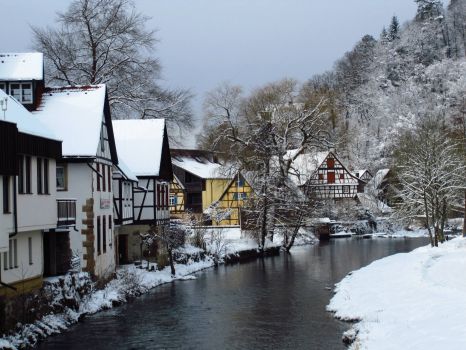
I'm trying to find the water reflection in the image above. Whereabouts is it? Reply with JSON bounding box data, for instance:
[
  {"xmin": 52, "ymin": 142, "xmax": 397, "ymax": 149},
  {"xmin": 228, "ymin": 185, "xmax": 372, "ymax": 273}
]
[{"xmin": 37, "ymin": 237, "xmax": 428, "ymax": 350}]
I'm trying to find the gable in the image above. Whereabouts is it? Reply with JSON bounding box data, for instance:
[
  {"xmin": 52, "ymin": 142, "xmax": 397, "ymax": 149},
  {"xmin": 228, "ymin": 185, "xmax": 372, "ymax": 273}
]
[
  {"xmin": 308, "ymin": 152, "xmax": 359, "ymax": 185},
  {"xmin": 33, "ymin": 85, "xmax": 110, "ymax": 159}
]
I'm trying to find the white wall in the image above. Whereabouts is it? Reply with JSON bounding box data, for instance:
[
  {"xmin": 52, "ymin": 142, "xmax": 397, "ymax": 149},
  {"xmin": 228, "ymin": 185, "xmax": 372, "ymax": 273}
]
[
  {"xmin": 0, "ymin": 230, "xmax": 43, "ymax": 285},
  {"xmin": 60, "ymin": 162, "xmax": 92, "ymax": 268},
  {"xmin": 0, "ymin": 176, "xmax": 13, "ymax": 253},
  {"xmin": 17, "ymin": 157, "xmax": 57, "ymax": 232}
]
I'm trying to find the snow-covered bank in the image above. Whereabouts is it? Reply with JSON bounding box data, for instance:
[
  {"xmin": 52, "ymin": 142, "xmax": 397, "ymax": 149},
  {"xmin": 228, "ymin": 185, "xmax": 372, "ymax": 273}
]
[
  {"xmin": 327, "ymin": 237, "xmax": 466, "ymax": 350},
  {"xmin": 0, "ymin": 252, "xmax": 214, "ymax": 350}
]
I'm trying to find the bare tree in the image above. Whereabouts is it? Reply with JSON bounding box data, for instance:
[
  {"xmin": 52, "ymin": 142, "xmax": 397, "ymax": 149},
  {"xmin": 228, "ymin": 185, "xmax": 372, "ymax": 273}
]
[
  {"xmin": 32, "ymin": 0, "xmax": 192, "ymax": 138},
  {"xmin": 147, "ymin": 222, "xmax": 185, "ymax": 276},
  {"xmin": 394, "ymin": 118, "xmax": 466, "ymax": 246},
  {"xmin": 201, "ymin": 79, "xmax": 330, "ymax": 252}
]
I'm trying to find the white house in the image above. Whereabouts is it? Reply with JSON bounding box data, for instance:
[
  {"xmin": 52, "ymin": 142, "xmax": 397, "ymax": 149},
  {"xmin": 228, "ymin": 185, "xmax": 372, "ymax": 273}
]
[
  {"xmin": 112, "ymin": 159, "xmax": 137, "ymax": 265},
  {"xmin": 288, "ymin": 150, "xmax": 361, "ymax": 199},
  {"xmin": 0, "ymin": 89, "xmax": 62, "ymax": 296},
  {"xmin": 33, "ymin": 85, "xmax": 119, "ymax": 278},
  {"xmin": 112, "ymin": 119, "xmax": 172, "ymax": 263}
]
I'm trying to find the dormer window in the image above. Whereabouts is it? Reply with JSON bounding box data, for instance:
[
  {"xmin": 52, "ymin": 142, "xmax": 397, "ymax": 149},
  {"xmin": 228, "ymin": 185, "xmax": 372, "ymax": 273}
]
[{"xmin": 10, "ymin": 83, "xmax": 33, "ymax": 104}]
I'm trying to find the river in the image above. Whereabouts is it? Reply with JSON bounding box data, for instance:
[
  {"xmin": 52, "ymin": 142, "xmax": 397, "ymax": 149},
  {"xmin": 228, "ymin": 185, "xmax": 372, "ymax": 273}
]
[{"xmin": 37, "ymin": 237, "xmax": 428, "ymax": 350}]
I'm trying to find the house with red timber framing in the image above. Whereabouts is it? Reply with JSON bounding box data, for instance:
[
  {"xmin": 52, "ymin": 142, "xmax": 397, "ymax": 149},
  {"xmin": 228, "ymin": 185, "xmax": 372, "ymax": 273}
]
[
  {"xmin": 288, "ymin": 150, "xmax": 362, "ymax": 199},
  {"xmin": 112, "ymin": 119, "xmax": 172, "ymax": 264}
]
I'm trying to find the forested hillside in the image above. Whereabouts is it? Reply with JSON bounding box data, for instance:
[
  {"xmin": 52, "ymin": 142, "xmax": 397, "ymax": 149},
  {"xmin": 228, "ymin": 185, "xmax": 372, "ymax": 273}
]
[{"xmin": 301, "ymin": 0, "xmax": 466, "ymax": 169}]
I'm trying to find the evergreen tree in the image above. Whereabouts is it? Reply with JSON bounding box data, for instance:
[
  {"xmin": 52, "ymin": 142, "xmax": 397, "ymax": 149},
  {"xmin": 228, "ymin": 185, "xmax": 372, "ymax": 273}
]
[{"xmin": 388, "ymin": 16, "xmax": 400, "ymax": 41}]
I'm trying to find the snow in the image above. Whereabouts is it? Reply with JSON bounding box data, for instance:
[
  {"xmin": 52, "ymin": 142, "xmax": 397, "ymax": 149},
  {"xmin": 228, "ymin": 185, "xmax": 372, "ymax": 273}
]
[
  {"xmin": 366, "ymin": 168, "xmax": 390, "ymax": 191},
  {"xmin": 286, "ymin": 150, "xmax": 328, "ymax": 186},
  {"xmin": 327, "ymin": 237, "xmax": 466, "ymax": 350},
  {"xmin": 33, "ymin": 85, "xmax": 107, "ymax": 157},
  {"xmin": 172, "ymin": 156, "xmax": 229, "ymax": 179},
  {"xmin": 0, "ymin": 53, "xmax": 43, "ymax": 80},
  {"xmin": 113, "ymin": 119, "xmax": 165, "ymax": 176},
  {"xmin": 115, "ymin": 157, "xmax": 138, "ymax": 182},
  {"xmin": 0, "ymin": 89, "xmax": 58, "ymax": 141},
  {"xmin": 357, "ymin": 193, "xmax": 393, "ymax": 214}
]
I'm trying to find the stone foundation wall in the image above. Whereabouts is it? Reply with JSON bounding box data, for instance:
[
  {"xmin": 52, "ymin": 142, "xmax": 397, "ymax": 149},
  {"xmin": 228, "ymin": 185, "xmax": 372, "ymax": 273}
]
[{"xmin": 81, "ymin": 198, "xmax": 95, "ymax": 276}]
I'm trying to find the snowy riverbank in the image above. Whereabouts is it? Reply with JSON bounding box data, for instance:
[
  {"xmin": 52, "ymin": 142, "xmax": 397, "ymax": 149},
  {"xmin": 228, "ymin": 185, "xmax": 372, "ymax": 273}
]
[{"xmin": 327, "ymin": 236, "xmax": 466, "ymax": 350}]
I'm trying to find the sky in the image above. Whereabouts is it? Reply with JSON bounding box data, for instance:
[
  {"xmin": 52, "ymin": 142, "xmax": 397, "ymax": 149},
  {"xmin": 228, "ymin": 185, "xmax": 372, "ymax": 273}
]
[{"xmin": 0, "ymin": 0, "xmax": 449, "ymax": 145}]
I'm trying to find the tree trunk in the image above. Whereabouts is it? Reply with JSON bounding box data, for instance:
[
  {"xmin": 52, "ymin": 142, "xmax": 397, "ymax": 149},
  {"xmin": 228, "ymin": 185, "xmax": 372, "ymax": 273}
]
[
  {"xmin": 168, "ymin": 247, "xmax": 175, "ymax": 276},
  {"xmin": 463, "ymin": 190, "xmax": 466, "ymax": 238},
  {"xmin": 424, "ymin": 193, "xmax": 435, "ymax": 247}
]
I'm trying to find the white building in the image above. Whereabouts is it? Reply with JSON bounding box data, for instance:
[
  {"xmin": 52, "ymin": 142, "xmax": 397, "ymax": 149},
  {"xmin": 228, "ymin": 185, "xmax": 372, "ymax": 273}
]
[
  {"xmin": 33, "ymin": 85, "xmax": 119, "ymax": 278},
  {"xmin": 112, "ymin": 119, "xmax": 172, "ymax": 263},
  {"xmin": 0, "ymin": 89, "xmax": 62, "ymax": 296}
]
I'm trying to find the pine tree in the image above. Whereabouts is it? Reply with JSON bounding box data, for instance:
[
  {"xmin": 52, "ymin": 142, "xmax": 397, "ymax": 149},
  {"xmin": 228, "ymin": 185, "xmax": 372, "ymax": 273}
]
[{"xmin": 388, "ymin": 16, "xmax": 400, "ymax": 41}]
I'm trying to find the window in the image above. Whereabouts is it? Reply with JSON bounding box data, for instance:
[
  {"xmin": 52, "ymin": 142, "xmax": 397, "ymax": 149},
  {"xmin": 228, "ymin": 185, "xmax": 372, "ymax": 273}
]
[
  {"xmin": 102, "ymin": 165, "xmax": 106, "ymax": 192},
  {"xmin": 0, "ymin": 83, "xmax": 5, "ymax": 92},
  {"xmin": 103, "ymin": 216, "xmax": 107, "ymax": 253},
  {"xmin": 96, "ymin": 164, "xmax": 101, "ymax": 191},
  {"xmin": 170, "ymin": 195, "xmax": 178, "ymax": 206},
  {"xmin": 343, "ymin": 186, "xmax": 350, "ymax": 194},
  {"xmin": 9, "ymin": 239, "xmax": 17, "ymax": 269},
  {"xmin": 233, "ymin": 193, "xmax": 247, "ymax": 200},
  {"xmin": 3, "ymin": 176, "xmax": 10, "ymax": 213},
  {"xmin": 237, "ymin": 177, "xmax": 245, "ymax": 187},
  {"xmin": 10, "ymin": 83, "xmax": 33, "ymax": 103},
  {"xmin": 340, "ymin": 173, "xmax": 344, "ymax": 180},
  {"xmin": 3, "ymin": 252, "xmax": 7, "ymax": 270},
  {"xmin": 108, "ymin": 215, "xmax": 112, "ymax": 245},
  {"xmin": 56, "ymin": 165, "xmax": 66, "ymax": 190},
  {"xmin": 18, "ymin": 155, "xmax": 24, "ymax": 193},
  {"xmin": 37, "ymin": 158, "xmax": 43, "ymax": 194},
  {"xmin": 318, "ymin": 173, "xmax": 324, "ymax": 181},
  {"xmin": 25, "ymin": 156, "xmax": 31, "ymax": 193},
  {"xmin": 97, "ymin": 216, "xmax": 101, "ymax": 255},
  {"xmin": 108, "ymin": 165, "xmax": 112, "ymax": 192},
  {"xmin": 28, "ymin": 237, "xmax": 33, "ymax": 265},
  {"xmin": 44, "ymin": 159, "xmax": 49, "ymax": 194},
  {"xmin": 327, "ymin": 158, "xmax": 335, "ymax": 169}
]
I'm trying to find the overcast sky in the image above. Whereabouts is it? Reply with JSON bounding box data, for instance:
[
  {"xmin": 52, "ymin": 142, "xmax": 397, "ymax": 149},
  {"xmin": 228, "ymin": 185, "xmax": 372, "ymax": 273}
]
[{"xmin": 0, "ymin": 0, "xmax": 449, "ymax": 144}]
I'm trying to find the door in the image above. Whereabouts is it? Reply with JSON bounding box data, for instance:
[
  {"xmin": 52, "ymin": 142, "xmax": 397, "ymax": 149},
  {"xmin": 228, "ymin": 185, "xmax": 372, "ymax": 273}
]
[
  {"xmin": 118, "ymin": 234, "xmax": 129, "ymax": 264},
  {"xmin": 327, "ymin": 171, "xmax": 335, "ymax": 184}
]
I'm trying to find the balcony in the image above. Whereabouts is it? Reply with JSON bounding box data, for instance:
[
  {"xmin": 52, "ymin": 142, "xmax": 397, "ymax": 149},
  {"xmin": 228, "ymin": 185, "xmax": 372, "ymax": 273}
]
[{"xmin": 57, "ymin": 199, "xmax": 77, "ymax": 227}]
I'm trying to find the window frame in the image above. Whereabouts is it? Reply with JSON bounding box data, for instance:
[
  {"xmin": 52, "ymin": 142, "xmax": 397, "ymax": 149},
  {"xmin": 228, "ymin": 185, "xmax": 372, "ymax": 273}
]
[
  {"xmin": 3, "ymin": 176, "xmax": 10, "ymax": 213},
  {"xmin": 10, "ymin": 82, "xmax": 33, "ymax": 104},
  {"xmin": 56, "ymin": 164, "xmax": 67, "ymax": 191}
]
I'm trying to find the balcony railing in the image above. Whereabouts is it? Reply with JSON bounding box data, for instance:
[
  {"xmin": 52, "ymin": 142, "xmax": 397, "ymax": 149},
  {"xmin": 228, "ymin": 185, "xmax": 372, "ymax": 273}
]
[{"xmin": 57, "ymin": 199, "xmax": 77, "ymax": 227}]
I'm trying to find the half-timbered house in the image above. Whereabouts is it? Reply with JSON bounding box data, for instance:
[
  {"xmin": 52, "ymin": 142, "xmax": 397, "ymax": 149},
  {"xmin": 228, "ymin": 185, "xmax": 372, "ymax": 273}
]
[
  {"xmin": 33, "ymin": 85, "xmax": 119, "ymax": 278},
  {"xmin": 170, "ymin": 149, "xmax": 232, "ymax": 223},
  {"xmin": 0, "ymin": 89, "xmax": 62, "ymax": 296},
  {"xmin": 288, "ymin": 150, "xmax": 360, "ymax": 199},
  {"xmin": 213, "ymin": 172, "xmax": 253, "ymax": 226},
  {"xmin": 112, "ymin": 119, "xmax": 172, "ymax": 264},
  {"xmin": 169, "ymin": 174, "xmax": 186, "ymax": 215}
]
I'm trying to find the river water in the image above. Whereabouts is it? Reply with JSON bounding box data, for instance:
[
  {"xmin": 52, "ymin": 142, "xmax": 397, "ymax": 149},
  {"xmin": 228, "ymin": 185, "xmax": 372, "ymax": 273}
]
[{"xmin": 37, "ymin": 237, "xmax": 428, "ymax": 350}]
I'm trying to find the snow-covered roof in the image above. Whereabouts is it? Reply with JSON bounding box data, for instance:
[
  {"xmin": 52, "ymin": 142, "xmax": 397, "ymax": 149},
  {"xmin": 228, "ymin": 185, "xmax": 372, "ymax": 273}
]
[
  {"xmin": 172, "ymin": 156, "xmax": 229, "ymax": 179},
  {"xmin": 286, "ymin": 150, "xmax": 329, "ymax": 186},
  {"xmin": 33, "ymin": 85, "xmax": 107, "ymax": 157},
  {"xmin": 0, "ymin": 53, "xmax": 43, "ymax": 81},
  {"xmin": 353, "ymin": 169, "xmax": 368, "ymax": 177},
  {"xmin": 367, "ymin": 168, "xmax": 390, "ymax": 190},
  {"xmin": 0, "ymin": 89, "xmax": 58, "ymax": 141},
  {"xmin": 113, "ymin": 119, "xmax": 166, "ymax": 176},
  {"xmin": 115, "ymin": 158, "xmax": 138, "ymax": 182}
]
